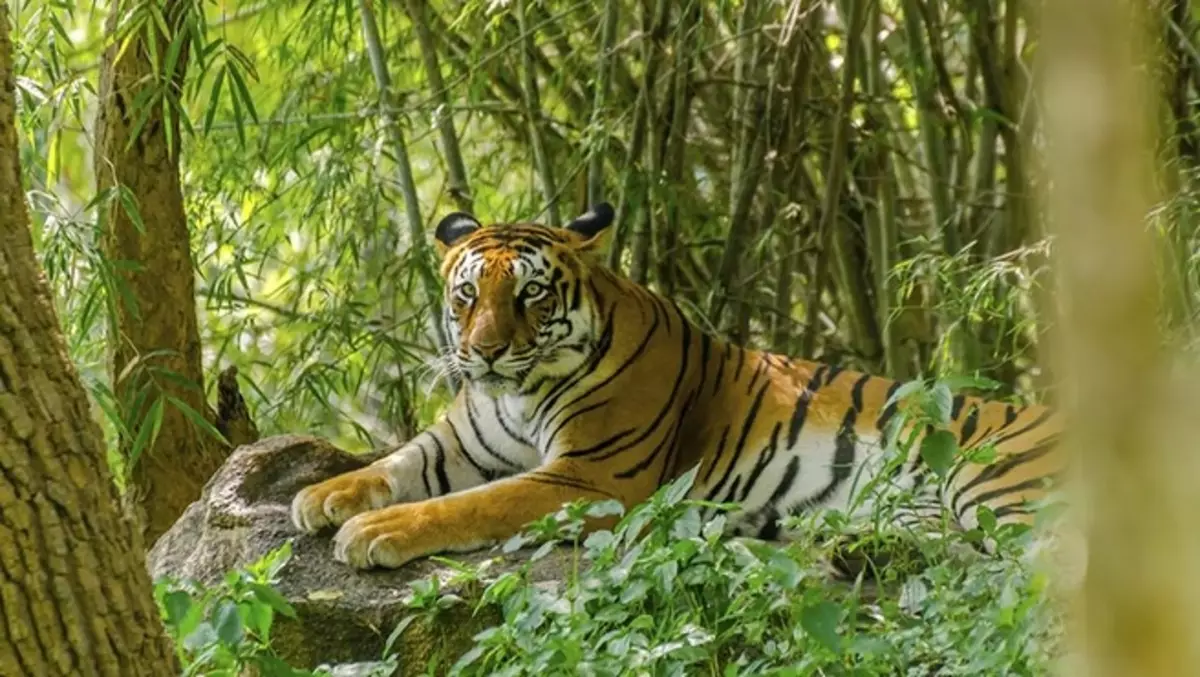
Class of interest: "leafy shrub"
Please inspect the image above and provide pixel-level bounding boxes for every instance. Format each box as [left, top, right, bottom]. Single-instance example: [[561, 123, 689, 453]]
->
[[382, 378, 1065, 676], [154, 542, 319, 676]]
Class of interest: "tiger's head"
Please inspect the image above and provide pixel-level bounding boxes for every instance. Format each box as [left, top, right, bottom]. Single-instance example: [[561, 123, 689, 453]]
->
[[433, 203, 615, 392]]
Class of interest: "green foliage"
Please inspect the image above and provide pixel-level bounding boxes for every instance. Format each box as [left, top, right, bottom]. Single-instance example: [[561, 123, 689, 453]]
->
[[154, 541, 315, 676], [377, 466, 1062, 676]]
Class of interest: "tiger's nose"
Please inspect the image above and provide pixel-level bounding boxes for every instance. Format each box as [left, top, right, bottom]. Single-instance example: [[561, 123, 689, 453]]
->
[[473, 342, 508, 364]]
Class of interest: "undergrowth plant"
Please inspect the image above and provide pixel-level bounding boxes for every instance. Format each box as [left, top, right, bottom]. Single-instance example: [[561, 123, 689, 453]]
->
[[373, 378, 1065, 676]]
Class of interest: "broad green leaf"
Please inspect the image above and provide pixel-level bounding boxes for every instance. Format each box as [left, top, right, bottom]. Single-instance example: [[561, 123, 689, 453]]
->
[[801, 601, 843, 654], [920, 429, 958, 478]]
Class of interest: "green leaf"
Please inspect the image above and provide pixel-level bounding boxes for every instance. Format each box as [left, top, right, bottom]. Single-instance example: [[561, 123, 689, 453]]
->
[[920, 429, 958, 478], [939, 374, 1002, 392], [801, 601, 843, 654], [768, 550, 803, 589], [664, 464, 699, 506], [116, 186, 145, 233], [166, 395, 229, 446], [182, 620, 217, 652], [249, 582, 296, 618], [885, 378, 926, 408], [203, 67, 226, 134], [127, 396, 165, 471], [214, 599, 244, 646], [976, 504, 998, 534], [927, 382, 954, 425], [383, 614, 418, 658], [162, 590, 192, 628]]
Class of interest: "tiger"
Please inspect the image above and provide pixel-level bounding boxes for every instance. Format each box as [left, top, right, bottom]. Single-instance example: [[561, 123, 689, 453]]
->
[[290, 202, 1065, 570]]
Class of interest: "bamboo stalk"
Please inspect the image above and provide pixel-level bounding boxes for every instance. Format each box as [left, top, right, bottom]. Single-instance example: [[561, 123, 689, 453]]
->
[[358, 0, 454, 389], [608, 0, 669, 272], [586, 0, 621, 206], [801, 0, 866, 358], [898, 0, 954, 242], [515, 0, 560, 226], [655, 0, 701, 295], [403, 0, 473, 212], [863, 0, 914, 379]]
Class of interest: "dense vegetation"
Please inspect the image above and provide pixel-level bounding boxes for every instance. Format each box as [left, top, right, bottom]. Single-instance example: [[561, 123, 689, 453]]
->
[[6, 0, 1200, 673]]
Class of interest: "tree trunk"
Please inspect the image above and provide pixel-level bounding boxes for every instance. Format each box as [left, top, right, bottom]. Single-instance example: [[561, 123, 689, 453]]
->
[[93, 0, 254, 544], [1044, 0, 1200, 674], [0, 8, 180, 673]]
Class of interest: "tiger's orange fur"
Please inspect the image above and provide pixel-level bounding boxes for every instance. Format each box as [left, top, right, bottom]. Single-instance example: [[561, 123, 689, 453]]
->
[[291, 204, 1064, 569]]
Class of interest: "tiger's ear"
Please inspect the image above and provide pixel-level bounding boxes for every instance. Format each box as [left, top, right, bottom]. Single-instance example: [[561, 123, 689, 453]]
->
[[564, 202, 614, 252], [434, 212, 481, 256]]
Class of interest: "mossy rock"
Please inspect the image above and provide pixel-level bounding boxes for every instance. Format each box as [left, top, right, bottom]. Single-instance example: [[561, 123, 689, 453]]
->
[[147, 434, 572, 674]]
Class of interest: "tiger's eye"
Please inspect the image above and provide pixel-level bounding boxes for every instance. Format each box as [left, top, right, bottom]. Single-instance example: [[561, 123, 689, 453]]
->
[[522, 282, 547, 300]]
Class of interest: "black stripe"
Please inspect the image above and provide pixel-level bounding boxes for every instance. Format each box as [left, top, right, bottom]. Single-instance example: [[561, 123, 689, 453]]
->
[[876, 380, 903, 434], [612, 319, 696, 476], [987, 409, 1055, 448], [446, 420, 496, 481], [700, 426, 731, 483], [493, 400, 532, 446], [739, 423, 782, 502], [564, 427, 639, 458], [616, 405, 688, 479], [430, 434, 452, 495], [1003, 404, 1018, 426], [769, 457, 804, 505], [944, 422, 995, 489], [958, 405, 980, 446], [850, 373, 871, 411], [992, 503, 1034, 519], [745, 358, 768, 395], [786, 365, 830, 447], [532, 310, 619, 424], [950, 394, 966, 420], [419, 439, 432, 497], [523, 475, 619, 498], [799, 405, 860, 510], [466, 398, 521, 469], [721, 476, 743, 505], [733, 347, 747, 382], [655, 384, 706, 486], [698, 333, 713, 394], [567, 306, 693, 462], [756, 455, 802, 540], [537, 311, 644, 429], [544, 399, 611, 450], [711, 344, 731, 396], [949, 439, 1057, 515], [960, 477, 1049, 515], [705, 382, 771, 501], [823, 364, 846, 386]]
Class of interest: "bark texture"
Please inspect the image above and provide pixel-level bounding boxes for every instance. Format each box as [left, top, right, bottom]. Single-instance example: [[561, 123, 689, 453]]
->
[[93, 0, 255, 543], [0, 6, 180, 674]]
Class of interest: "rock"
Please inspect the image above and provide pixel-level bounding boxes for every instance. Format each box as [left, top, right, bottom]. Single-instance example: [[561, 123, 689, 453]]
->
[[147, 434, 572, 675]]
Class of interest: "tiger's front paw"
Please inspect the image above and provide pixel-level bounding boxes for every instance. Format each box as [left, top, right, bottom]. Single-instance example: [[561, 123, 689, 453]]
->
[[332, 505, 427, 570], [290, 467, 395, 534]]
